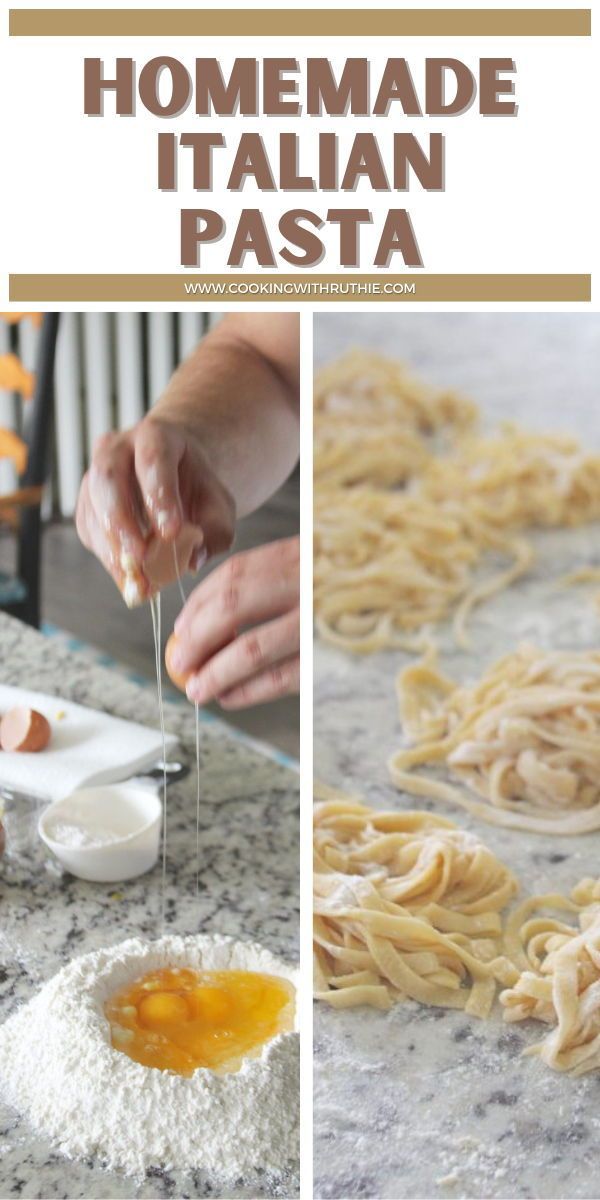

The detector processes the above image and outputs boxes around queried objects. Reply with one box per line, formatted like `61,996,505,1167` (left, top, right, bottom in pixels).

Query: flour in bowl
0,934,299,1176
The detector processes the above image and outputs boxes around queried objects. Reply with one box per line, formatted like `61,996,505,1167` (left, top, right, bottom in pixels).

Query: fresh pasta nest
314,790,600,1078
313,352,600,652
314,349,477,434
419,425,600,531
314,351,475,490
390,644,600,835
314,489,531,653
313,793,518,1018
501,879,600,1075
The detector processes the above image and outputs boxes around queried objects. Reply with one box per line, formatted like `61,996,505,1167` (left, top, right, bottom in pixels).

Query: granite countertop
0,613,299,1200
313,313,600,1200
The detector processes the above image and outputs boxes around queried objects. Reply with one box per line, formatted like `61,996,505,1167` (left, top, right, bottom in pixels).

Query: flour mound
0,934,299,1176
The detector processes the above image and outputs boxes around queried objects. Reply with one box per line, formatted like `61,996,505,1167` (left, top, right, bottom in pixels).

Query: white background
0,0,598,292
1,7,599,1199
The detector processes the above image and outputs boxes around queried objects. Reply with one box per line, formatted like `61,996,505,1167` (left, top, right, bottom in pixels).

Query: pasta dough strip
500,880,600,1075
314,353,600,652
390,644,600,835
314,790,518,1018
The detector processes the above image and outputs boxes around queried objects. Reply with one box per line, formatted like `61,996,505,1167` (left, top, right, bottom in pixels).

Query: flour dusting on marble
314,312,600,1200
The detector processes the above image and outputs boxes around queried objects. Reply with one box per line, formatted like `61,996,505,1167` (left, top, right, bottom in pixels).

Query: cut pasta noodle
390,644,600,834
315,350,476,454
314,488,532,653
314,352,487,649
419,425,600,530
561,566,600,616
313,787,518,1018
314,353,600,652
314,788,600,1074
389,644,600,835
315,420,430,490
500,878,600,1075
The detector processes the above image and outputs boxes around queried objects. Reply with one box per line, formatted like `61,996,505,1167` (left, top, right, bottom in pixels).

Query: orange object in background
0,313,42,327
0,428,27,475
0,354,34,399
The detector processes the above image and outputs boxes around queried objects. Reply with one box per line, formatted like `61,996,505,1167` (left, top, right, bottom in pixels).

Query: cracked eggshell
143,524,202,593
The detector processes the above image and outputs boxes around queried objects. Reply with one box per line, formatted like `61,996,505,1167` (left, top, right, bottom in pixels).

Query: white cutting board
0,684,177,802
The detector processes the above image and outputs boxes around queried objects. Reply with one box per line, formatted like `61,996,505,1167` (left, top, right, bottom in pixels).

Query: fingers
172,539,299,676
186,608,300,704
75,480,150,600
86,431,147,566
78,419,238,597
133,419,185,541
76,481,118,577
218,654,300,709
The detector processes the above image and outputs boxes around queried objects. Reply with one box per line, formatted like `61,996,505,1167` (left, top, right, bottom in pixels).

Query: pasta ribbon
500,879,600,1075
314,788,518,1017
314,353,600,652
390,644,600,835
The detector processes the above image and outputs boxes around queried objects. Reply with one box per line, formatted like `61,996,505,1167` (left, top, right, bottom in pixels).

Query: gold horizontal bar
9,8,591,36
9,274,592,303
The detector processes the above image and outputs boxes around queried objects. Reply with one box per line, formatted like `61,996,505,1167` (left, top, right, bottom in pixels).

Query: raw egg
105,966,295,1076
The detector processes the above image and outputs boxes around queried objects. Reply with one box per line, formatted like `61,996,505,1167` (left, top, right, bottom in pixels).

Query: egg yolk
105,966,295,1077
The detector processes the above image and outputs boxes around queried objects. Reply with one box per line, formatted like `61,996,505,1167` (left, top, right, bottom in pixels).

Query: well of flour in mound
0,934,299,1177
106,963,295,1076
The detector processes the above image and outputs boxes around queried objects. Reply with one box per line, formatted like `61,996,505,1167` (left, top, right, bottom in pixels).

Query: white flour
0,934,299,1177
44,819,124,848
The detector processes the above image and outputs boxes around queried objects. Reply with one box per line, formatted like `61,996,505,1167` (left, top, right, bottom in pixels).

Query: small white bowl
38,783,162,883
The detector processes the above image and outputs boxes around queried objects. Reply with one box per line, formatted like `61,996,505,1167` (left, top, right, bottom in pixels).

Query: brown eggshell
0,707,52,753
165,633,191,693
144,524,201,593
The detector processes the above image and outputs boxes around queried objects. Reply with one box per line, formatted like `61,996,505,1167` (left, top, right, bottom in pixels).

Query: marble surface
0,613,299,1200
313,313,600,1200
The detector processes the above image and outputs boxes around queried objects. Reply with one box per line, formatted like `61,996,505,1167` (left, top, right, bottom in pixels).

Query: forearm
149,321,299,518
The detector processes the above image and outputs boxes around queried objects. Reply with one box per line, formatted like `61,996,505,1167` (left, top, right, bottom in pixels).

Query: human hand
75,416,235,600
168,536,300,709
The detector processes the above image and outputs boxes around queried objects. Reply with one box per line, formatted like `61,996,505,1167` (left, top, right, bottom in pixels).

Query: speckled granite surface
0,613,299,1200
314,314,600,1200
